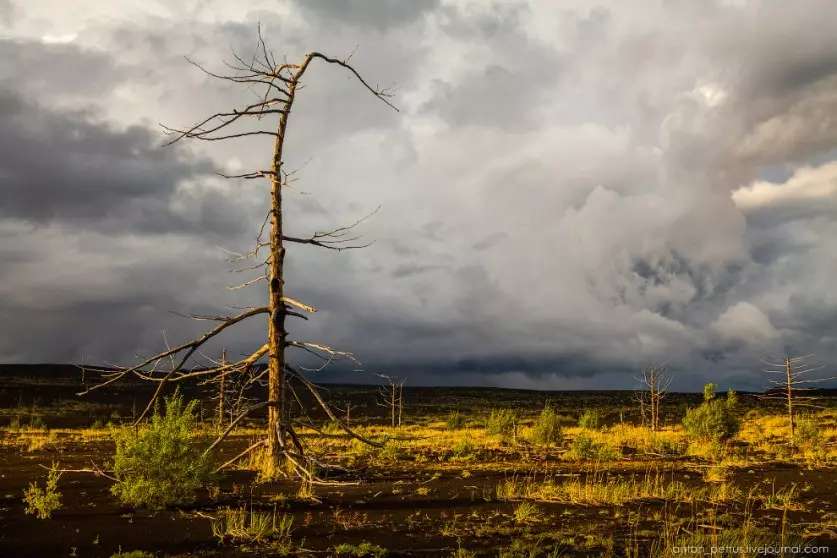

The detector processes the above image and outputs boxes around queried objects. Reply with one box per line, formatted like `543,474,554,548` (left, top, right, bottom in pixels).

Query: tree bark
786,357,795,446
267,77,298,462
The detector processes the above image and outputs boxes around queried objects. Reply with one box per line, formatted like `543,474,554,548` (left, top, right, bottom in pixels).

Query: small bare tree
760,354,833,446
634,363,673,431
377,374,405,429
78,27,398,479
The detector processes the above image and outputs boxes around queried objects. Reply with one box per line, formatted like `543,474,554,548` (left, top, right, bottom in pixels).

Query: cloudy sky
1,0,836,391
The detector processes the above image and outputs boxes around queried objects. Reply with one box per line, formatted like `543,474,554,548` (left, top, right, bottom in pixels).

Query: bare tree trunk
649,365,657,431
218,349,227,433
397,382,403,428
786,357,795,447
267,76,298,462
635,363,672,432
390,383,396,428
761,354,831,449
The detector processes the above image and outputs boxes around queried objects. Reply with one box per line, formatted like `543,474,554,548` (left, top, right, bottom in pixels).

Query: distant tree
79,26,398,480
760,354,833,447
377,374,405,428
634,363,673,431
682,383,741,444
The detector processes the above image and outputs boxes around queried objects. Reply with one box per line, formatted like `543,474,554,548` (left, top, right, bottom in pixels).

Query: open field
2,366,837,557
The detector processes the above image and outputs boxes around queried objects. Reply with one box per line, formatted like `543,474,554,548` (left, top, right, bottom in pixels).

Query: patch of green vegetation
111,392,216,510
682,384,741,444
333,541,388,557
529,403,563,445
110,551,155,558
323,420,343,434
212,505,294,544
452,438,476,459
513,500,541,524
23,462,62,519
796,414,823,448
565,434,620,461
578,408,603,429
486,408,517,439
447,410,466,429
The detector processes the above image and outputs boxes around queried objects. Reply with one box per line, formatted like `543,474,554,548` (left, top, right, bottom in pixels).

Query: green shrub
111,551,155,558
452,438,475,459
650,435,686,456
334,542,388,558
565,434,620,461
486,409,516,438
23,463,62,519
682,385,741,444
377,440,409,462
8,416,21,431
111,392,216,510
578,409,603,429
322,420,342,434
446,410,466,429
211,505,293,544
795,414,823,448
529,404,563,445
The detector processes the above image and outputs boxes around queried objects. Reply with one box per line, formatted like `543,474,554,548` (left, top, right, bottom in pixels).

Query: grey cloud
391,263,441,279
0,88,245,236
3,0,837,391
0,38,123,98
471,232,508,251
419,3,561,130
289,0,439,31
436,1,531,41
0,0,14,27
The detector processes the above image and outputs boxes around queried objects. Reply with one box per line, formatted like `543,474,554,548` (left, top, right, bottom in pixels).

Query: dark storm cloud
419,2,561,130
0,88,244,236
0,38,122,97
3,0,837,391
289,0,439,31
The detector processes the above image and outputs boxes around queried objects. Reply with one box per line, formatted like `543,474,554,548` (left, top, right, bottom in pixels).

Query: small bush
111,392,216,510
795,415,822,448
452,438,475,459
334,542,388,558
28,416,47,431
682,385,741,444
446,410,466,429
322,420,342,435
529,404,563,445
650,435,686,456
513,501,541,524
486,409,516,439
8,416,21,431
578,409,603,429
23,463,62,519
565,434,620,461
212,505,293,544
377,440,409,463
111,551,155,558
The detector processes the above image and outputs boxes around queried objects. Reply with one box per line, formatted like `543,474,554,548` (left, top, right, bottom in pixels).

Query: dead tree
217,349,228,432
377,374,405,428
760,354,833,446
634,363,673,431
338,400,354,429
78,28,397,479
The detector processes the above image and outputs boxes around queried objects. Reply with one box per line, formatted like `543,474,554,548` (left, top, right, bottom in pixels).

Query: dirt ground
2,365,837,557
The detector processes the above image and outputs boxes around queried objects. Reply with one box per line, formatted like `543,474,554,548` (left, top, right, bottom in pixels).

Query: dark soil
1,365,837,557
